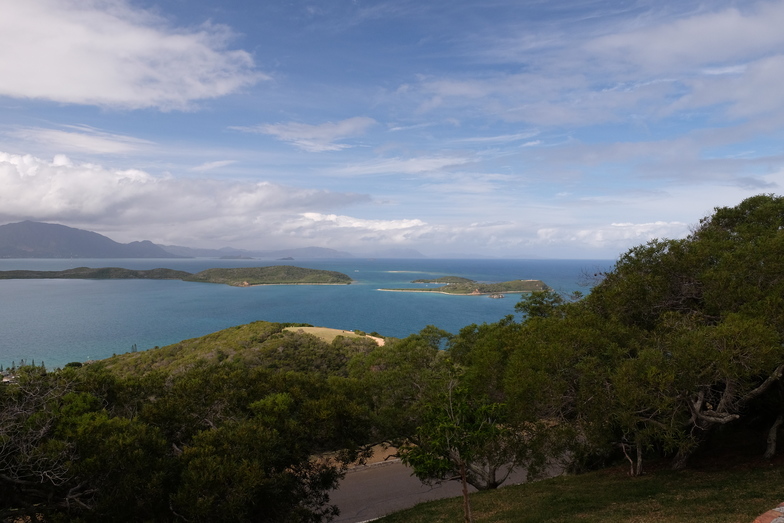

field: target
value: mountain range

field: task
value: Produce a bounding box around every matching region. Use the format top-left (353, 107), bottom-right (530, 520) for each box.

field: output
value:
top-left (0, 221), bottom-right (423, 259)
top-left (0, 221), bottom-right (175, 258)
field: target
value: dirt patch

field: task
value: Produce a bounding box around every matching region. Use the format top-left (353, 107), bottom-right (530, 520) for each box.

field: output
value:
top-left (283, 326), bottom-right (385, 346)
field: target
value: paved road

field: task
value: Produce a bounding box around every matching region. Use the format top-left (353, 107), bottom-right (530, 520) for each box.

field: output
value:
top-left (330, 460), bottom-right (529, 523)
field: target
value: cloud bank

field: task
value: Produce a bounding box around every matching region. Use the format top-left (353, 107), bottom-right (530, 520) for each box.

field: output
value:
top-left (0, 149), bottom-right (699, 257)
top-left (0, 151), bottom-right (369, 246)
top-left (0, 0), bottom-right (263, 110)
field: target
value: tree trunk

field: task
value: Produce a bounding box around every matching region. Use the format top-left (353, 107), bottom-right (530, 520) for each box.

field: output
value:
top-left (636, 440), bottom-right (644, 476)
top-left (764, 382), bottom-right (784, 460)
top-left (671, 444), bottom-right (697, 471)
top-left (620, 440), bottom-right (643, 476)
top-left (460, 461), bottom-right (473, 523)
top-left (764, 414), bottom-right (783, 460)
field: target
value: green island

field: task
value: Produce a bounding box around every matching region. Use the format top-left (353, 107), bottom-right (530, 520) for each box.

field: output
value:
top-left (0, 265), bottom-right (353, 287)
top-left (383, 276), bottom-right (548, 295)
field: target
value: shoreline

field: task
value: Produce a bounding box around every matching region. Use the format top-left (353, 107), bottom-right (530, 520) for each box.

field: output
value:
top-left (377, 288), bottom-right (528, 296)
top-left (246, 281), bottom-right (353, 287)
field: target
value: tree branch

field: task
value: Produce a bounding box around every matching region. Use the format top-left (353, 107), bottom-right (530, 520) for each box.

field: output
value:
top-left (740, 363), bottom-right (784, 405)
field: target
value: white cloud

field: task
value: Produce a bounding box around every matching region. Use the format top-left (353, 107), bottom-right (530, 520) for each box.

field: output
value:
top-left (300, 213), bottom-right (427, 231)
top-left (235, 117), bottom-right (377, 152)
top-left (285, 213), bottom-right (435, 246)
top-left (402, 2), bottom-right (784, 131)
top-left (0, 0), bottom-right (263, 110)
top-left (672, 55), bottom-right (784, 120)
top-left (457, 131), bottom-right (539, 143)
top-left (532, 221), bottom-right (689, 255)
top-left (388, 122), bottom-right (437, 132)
top-left (9, 126), bottom-right (154, 154)
top-left (190, 160), bottom-right (238, 172)
top-left (337, 155), bottom-right (472, 176)
top-left (0, 151), bottom-right (368, 246)
top-left (586, 2), bottom-right (784, 75)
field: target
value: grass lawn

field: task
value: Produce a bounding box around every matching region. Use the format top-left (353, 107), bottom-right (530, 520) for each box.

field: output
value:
top-left (376, 451), bottom-right (784, 522)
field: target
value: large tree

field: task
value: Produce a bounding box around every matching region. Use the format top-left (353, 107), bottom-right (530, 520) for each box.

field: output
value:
top-left (589, 195), bottom-right (784, 468)
top-left (502, 194), bottom-right (784, 473)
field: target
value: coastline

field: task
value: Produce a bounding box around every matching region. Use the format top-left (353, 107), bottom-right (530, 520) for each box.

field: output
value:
top-left (377, 288), bottom-right (528, 296)
top-left (246, 281), bottom-right (353, 287)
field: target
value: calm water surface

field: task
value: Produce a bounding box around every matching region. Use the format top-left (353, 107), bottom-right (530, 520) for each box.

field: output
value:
top-left (0, 258), bottom-right (612, 368)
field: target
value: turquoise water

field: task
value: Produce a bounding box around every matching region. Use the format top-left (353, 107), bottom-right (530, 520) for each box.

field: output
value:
top-left (0, 258), bottom-right (612, 369)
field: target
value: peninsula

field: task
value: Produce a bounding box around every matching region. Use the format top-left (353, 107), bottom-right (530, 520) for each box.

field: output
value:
top-left (381, 276), bottom-right (548, 295)
top-left (0, 265), bottom-right (353, 287)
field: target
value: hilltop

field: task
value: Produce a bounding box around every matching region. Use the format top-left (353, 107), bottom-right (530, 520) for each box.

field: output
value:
top-left (97, 320), bottom-right (381, 377)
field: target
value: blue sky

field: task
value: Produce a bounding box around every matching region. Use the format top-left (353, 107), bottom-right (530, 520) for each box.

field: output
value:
top-left (1, 0), bottom-right (783, 258)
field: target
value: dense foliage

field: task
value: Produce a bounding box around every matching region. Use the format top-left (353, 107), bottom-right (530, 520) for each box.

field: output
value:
top-left (3, 195), bottom-right (784, 522)
top-left (453, 194), bottom-right (784, 476)
top-left (0, 325), bottom-right (377, 522)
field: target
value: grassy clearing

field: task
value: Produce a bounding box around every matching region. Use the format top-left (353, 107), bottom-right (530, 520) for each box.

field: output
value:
top-left (376, 453), bottom-right (784, 523)
top-left (282, 326), bottom-right (384, 346)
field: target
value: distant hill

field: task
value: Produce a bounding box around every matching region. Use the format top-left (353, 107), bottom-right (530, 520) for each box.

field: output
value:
top-left (160, 244), bottom-right (354, 259)
top-left (0, 221), bottom-right (178, 258)
top-left (0, 220), bottom-right (400, 260)
top-left (354, 248), bottom-right (426, 258)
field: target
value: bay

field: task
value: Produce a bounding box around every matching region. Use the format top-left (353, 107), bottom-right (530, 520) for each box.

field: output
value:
top-left (0, 258), bottom-right (612, 369)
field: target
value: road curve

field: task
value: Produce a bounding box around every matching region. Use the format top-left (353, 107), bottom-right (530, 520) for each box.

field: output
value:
top-left (330, 459), bottom-right (529, 523)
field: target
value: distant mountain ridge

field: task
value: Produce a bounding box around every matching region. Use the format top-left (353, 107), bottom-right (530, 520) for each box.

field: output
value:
top-left (0, 221), bottom-right (423, 259)
top-left (160, 245), bottom-right (354, 259)
top-left (0, 221), bottom-right (177, 258)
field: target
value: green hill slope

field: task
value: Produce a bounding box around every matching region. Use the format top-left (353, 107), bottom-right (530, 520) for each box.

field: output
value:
top-left (99, 320), bottom-right (378, 377)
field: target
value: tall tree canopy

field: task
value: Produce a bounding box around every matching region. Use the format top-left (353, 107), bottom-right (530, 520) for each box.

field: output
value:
top-left (502, 194), bottom-right (784, 473)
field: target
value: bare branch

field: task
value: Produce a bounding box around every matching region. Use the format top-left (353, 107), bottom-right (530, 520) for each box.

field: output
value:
top-left (740, 363), bottom-right (784, 405)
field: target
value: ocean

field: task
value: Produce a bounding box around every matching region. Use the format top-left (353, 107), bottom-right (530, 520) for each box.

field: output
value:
top-left (0, 258), bottom-right (613, 369)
